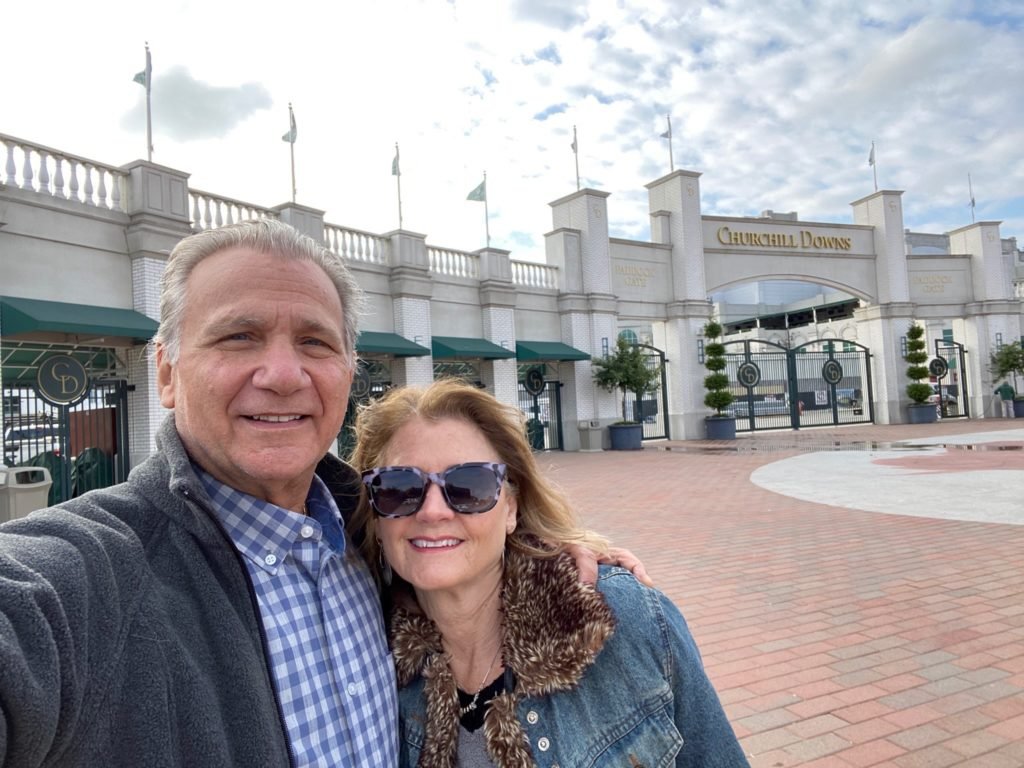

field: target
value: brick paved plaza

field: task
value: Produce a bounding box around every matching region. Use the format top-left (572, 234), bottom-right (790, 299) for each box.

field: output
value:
top-left (539, 419), bottom-right (1024, 767)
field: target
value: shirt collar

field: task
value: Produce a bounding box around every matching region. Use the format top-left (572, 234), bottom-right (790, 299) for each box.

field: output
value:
top-left (197, 468), bottom-right (348, 573)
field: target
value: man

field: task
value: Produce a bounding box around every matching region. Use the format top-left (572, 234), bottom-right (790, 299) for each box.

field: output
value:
top-left (1, 219), bottom-right (395, 767)
top-left (994, 380), bottom-right (1016, 418)
top-left (0, 220), bottom-right (647, 766)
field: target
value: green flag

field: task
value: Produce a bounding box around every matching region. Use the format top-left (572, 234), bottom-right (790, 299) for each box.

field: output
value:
top-left (282, 105), bottom-right (297, 144)
top-left (467, 179), bottom-right (486, 202)
top-left (133, 46), bottom-right (152, 88)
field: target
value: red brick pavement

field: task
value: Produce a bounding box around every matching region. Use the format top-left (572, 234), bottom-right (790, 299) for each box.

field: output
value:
top-left (537, 420), bottom-right (1024, 767)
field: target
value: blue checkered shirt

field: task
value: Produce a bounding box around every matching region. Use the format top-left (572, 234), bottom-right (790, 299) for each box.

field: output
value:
top-left (199, 469), bottom-right (398, 767)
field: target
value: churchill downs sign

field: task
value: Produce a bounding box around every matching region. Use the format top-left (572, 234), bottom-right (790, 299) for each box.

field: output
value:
top-left (717, 226), bottom-right (853, 251)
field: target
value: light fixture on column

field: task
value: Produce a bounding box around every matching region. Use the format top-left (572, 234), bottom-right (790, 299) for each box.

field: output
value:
top-left (601, 337), bottom-right (609, 357)
top-left (900, 336), bottom-right (907, 358)
top-left (697, 339), bottom-right (705, 363)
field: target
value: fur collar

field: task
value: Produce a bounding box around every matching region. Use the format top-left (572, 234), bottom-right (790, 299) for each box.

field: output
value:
top-left (389, 546), bottom-right (616, 767)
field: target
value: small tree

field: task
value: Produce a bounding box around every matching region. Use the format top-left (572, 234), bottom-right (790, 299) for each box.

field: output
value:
top-left (904, 322), bottom-right (932, 405)
top-left (592, 337), bottom-right (662, 423)
top-left (990, 342), bottom-right (1024, 396)
top-left (703, 321), bottom-right (734, 416)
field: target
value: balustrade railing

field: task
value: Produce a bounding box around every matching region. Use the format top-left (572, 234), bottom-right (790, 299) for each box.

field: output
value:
top-left (1, 133), bottom-right (127, 212)
top-left (428, 246), bottom-right (478, 278)
top-left (324, 223), bottom-right (389, 265)
top-left (511, 260), bottom-right (559, 290)
top-left (189, 189), bottom-right (277, 231)
top-left (3, 133), bottom-right (564, 290)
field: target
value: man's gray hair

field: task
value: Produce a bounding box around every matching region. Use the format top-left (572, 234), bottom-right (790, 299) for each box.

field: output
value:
top-left (153, 219), bottom-right (363, 363)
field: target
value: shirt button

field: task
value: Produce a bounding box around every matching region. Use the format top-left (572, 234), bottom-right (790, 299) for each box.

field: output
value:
top-left (526, 710), bottom-right (539, 724)
top-left (537, 737), bottom-right (550, 752)
top-left (347, 683), bottom-right (358, 696)
top-left (300, 524), bottom-right (315, 539)
top-left (264, 553), bottom-right (278, 566)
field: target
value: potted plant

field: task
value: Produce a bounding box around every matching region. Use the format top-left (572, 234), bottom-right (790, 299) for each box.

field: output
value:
top-left (989, 342), bottom-right (1024, 417)
top-left (703, 321), bottom-right (736, 439)
top-left (592, 337), bottom-right (662, 450)
top-left (904, 322), bottom-right (936, 423)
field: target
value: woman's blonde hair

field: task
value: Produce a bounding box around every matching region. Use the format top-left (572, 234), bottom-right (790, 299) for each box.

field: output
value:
top-left (351, 378), bottom-right (608, 578)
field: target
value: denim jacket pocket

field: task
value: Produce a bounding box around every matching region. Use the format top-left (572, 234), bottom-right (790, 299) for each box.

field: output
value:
top-left (523, 687), bottom-right (683, 768)
top-left (580, 702), bottom-right (683, 768)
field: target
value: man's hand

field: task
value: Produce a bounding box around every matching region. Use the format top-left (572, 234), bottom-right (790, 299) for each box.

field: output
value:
top-left (566, 543), bottom-right (654, 587)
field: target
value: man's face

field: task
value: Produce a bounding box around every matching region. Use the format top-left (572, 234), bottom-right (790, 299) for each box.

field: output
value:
top-left (156, 247), bottom-right (353, 510)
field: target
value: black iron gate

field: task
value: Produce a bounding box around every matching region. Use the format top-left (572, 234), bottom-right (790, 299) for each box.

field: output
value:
top-left (723, 339), bottom-right (874, 431)
top-left (789, 340), bottom-right (874, 429)
top-left (621, 344), bottom-right (669, 440)
top-left (2, 378), bottom-right (130, 505)
top-left (932, 339), bottom-right (969, 418)
top-left (722, 339), bottom-right (792, 432)
top-left (517, 369), bottom-right (563, 450)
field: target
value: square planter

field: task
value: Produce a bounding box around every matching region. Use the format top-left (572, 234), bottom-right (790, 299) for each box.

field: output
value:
top-left (608, 423), bottom-right (643, 450)
top-left (907, 403), bottom-right (938, 424)
top-left (705, 416), bottom-right (737, 440)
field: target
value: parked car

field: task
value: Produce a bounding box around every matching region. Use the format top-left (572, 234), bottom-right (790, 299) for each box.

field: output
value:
top-left (928, 385), bottom-right (958, 406)
top-left (729, 398), bottom-right (789, 418)
top-left (836, 388), bottom-right (863, 408)
top-left (2, 424), bottom-right (61, 466)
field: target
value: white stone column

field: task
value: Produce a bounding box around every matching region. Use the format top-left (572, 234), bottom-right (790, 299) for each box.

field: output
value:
top-left (664, 302), bottom-right (714, 439)
top-left (853, 303), bottom-right (916, 424)
top-left (646, 170), bottom-right (712, 439)
top-left (387, 230), bottom-right (434, 387)
top-left (949, 222), bottom-right (1022, 419)
top-left (547, 190), bottom-right (620, 446)
top-left (647, 170), bottom-right (707, 302)
top-left (121, 160), bottom-right (194, 466)
top-left (849, 190), bottom-right (915, 424)
top-left (851, 190), bottom-right (909, 305)
top-left (273, 202), bottom-right (326, 242)
top-left (477, 247), bottom-right (518, 406)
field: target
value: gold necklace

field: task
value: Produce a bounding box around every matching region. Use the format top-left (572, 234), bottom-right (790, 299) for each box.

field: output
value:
top-left (458, 640), bottom-right (503, 717)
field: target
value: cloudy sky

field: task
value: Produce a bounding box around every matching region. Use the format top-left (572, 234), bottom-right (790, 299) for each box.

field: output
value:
top-left (4, 0), bottom-right (1022, 262)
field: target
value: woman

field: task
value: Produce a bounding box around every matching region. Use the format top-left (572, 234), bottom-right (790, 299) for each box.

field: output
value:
top-left (352, 379), bottom-right (749, 767)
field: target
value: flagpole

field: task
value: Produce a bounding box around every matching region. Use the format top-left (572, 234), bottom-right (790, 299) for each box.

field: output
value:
top-left (288, 103), bottom-right (296, 203)
top-left (144, 43), bottom-right (153, 162)
top-left (483, 171), bottom-right (490, 248)
top-left (871, 141), bottom-right (878, 192)
top-left (572, 125), bottom-right (580, 191)
top-left (968, 172), bottom-right (975, 223)
top-left (395, 142), bottom-right (403, 229)
top-left (665, 115), bottom-right (674, 172)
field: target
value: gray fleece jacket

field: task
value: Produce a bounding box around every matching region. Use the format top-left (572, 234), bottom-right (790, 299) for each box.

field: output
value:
top-left (0, 416), bottom-right (364, 768)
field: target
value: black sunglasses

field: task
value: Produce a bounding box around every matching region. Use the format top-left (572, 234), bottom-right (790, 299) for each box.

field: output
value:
top-left (361, 462), bottom-right (508, 518)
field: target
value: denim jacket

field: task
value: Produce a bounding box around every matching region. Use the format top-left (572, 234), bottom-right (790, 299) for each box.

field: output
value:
top-left (391, 551), bottom-right (750, 767)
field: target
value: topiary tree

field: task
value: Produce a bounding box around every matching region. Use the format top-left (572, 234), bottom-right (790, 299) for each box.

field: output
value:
top-left (904, 322), bottom-right (932, 405)
top-left (990, 342), bottom-right (1024, 395)
top-left (703, 321), bottom-right (734, 416)
top-left (592, 337), bottom-right (663, 423)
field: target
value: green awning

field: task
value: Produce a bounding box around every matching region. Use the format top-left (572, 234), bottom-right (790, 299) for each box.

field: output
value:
top-left (432, 336), bottom-right (516, 360)
top-left (356, 331), bottom-right (430, 357)
top-left (516, 340), bottom-right (590, 362)
top-left (1, 296), bottom-right (159, 343)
